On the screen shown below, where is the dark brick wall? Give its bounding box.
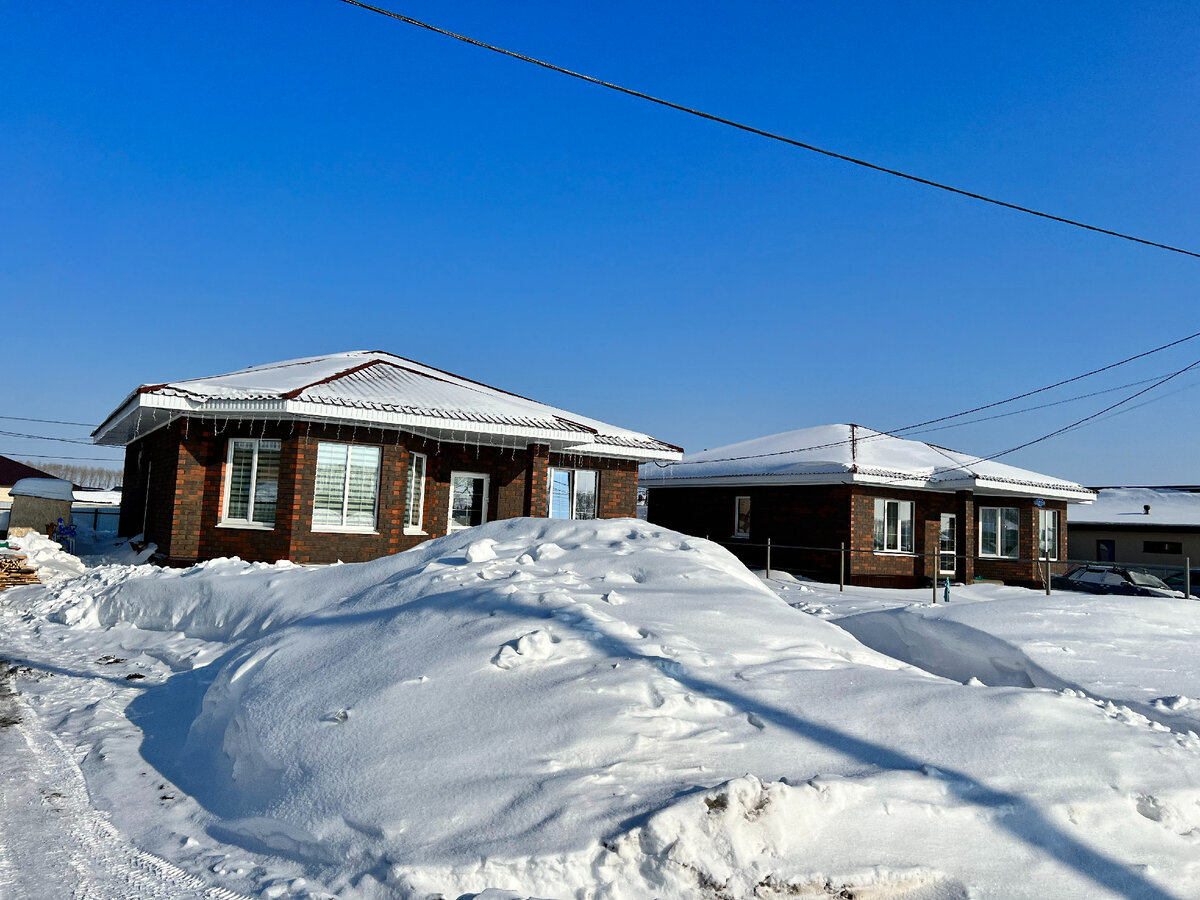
[118,422,182,556]
[648,483,1072,588]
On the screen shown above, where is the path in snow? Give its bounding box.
[0,665,250,900]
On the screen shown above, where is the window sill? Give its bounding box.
[311,527,379,536]
[216,522,274,531]
[403,527,428,536]
[872,550,917,557]
[979,554,1020,560]
[731,533,750,540]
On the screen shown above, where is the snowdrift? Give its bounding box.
[21,519,1200,899]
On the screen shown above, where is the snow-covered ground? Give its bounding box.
[2,522,1199,899]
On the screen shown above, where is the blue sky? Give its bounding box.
[2,1,1198,484]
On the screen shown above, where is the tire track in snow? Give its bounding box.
[0,685,251,900]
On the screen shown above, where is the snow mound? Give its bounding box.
[22,518,1200,899]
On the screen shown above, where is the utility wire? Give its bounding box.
[883,356,1200,485]
[0,428,96,445]
[905,372,1191,436]
[0,414,96,427]
[649,329,1200,467]
[336,0,1200,260]
[6,452,122,462]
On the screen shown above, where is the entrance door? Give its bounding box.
[939,513,956,576]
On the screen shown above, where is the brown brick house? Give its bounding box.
[641,424,1094,589]
[93,351,682,565]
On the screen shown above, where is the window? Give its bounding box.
[939,513,956,575]
[449,472,489,531]
[1144,540,1183,555]
[1096,539,1115,562]
[873,499,914,553]
[980,507,1019,558]
[548,468,598,520]
[313,443,381,532]
[734,496,751,538]
[405,452,427,533]
[1038,509,1059,560]
[221,439,280,527]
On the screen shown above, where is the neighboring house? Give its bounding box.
[92,351,682,565]
[1067,487,1200,566]
[640,424,1094,589]
[0,455,60,507]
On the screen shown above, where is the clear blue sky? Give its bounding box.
[3,1,1198,485]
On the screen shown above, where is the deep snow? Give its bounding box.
[2,521,1200,899]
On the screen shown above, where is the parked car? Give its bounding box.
[1051,564,1184,598]
[1162,569,1200,598]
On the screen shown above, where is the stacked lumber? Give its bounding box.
[0,554,39,590]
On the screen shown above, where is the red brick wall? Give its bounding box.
[548,452,639,519]
[127,418,645,565]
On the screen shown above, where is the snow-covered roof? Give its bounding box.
[10,478,75,502]
[93,351,682,462]
[639,424,1094,501]
[1070,487,1200,527]
[72,489,122,506]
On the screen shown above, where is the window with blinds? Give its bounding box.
[221,439,280,527]
[313,442,381,532]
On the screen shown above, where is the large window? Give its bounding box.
[980,507,1019,558]
[873,499,914,553]
[405,452,427,533]
[450,472,489,531]
[221,439,280,527]
[734,496,751,538]
[1038,508,1059,561]
[548,468,598,520]
[313,443,381,532]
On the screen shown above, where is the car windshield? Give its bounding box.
[1127,570,1170,589]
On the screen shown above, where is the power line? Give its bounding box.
[336,0,1200,260]
[5,452,122,463]
[0,414,96,427]
[886,356,1200,485]
[0,428,95,445]
[650,329,1200,468]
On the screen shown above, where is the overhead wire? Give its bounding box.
[335,0,1200,260]
[650,329,1200,467]
[0,414,97,427]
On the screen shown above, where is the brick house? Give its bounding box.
[93,351,682,565]
[641,424,1094,588]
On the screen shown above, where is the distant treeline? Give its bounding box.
[24,461,122,490]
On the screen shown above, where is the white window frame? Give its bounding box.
[980,506,1020,559]
[1038,508,1059,561]
[219,438,280,530]
[547,467,599,520]
[311,442,381,534]
[404,451,427,534]
[939,512,957,575]
[733,496,751,538]
[873,498,914,553]
[448,471,490,533]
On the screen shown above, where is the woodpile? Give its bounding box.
[0,554,39,590]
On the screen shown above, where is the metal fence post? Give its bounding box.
[839,542,845,592]
[1187,557,1192,600]
[932,550,938,604]
[766,537,771,580]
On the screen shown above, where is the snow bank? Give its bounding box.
[839,587,1200,735]
[8,530,87,582]
[14,519,1200,899]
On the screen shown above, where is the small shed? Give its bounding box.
[8,478,74,538]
